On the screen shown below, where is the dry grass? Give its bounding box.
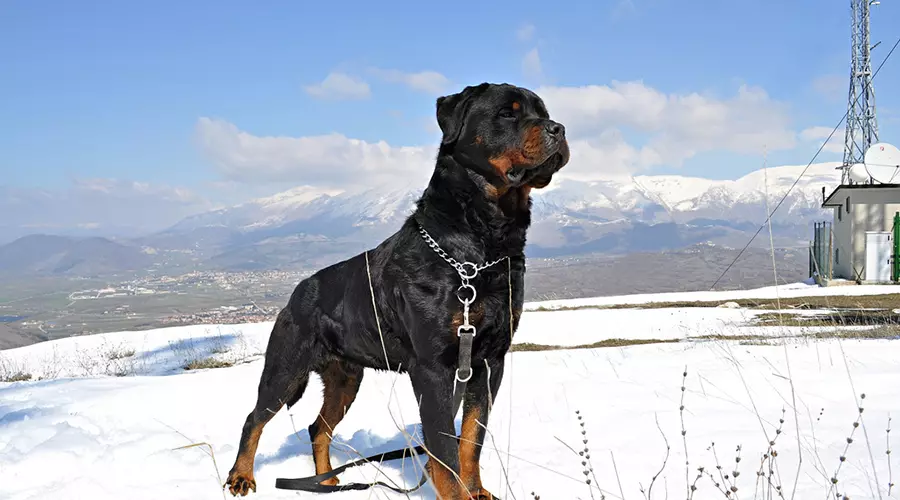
[509,325,900,353]
[811,324,900,340]
[183,358,234,371]
[106,346,136,360]
[510,338,679,352]
[1,371,33,382]
[0,354,33,382]
[530,293,900,312]
[752,310,900,327]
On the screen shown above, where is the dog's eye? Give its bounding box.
[498,109,516,119]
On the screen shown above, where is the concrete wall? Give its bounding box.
[832,188,900,280]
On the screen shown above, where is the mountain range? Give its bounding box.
[0,162,842,276]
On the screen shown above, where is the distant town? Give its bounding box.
[0,269,315,348]
[0,244,812,350]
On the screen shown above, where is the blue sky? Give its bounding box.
[1,0,898,234]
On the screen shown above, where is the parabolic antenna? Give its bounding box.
[848,163,870,183]
[863,142,900,184]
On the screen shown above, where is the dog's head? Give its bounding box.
[435,83,569,189]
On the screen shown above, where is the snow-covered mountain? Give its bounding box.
[534,161,840,222]
[145,162,842,268]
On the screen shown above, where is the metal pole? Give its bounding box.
[809,242,814,279]
[893,212,899,282]
[828,223,834,280]
[817,222,823,281]
[813,223,819,280]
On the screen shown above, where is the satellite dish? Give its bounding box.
[849,162,870,183]
[863,142,900,184]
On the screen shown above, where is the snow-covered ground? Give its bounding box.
[525,279,900,311]
[2,281,899,500]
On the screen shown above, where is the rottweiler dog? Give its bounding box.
[224,82,569,499]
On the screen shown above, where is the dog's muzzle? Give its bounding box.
[507,121,569,185]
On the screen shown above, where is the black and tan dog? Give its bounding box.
[224,82,569,499]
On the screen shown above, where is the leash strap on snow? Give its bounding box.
[275,445,430,493]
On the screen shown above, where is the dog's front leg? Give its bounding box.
[459,358,504,500]
[409,364,469,499]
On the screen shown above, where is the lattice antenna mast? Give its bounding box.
[841,0,881,185]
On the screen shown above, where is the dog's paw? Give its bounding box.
[470,489,500,500]
[224,469,257,497]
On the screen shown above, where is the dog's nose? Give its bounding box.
[545,121,565,137]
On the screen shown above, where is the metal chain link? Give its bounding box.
[417,224,507,279]
[417,223,508,346]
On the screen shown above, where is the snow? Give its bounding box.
[2,281,900,500]
[526,279,900,311]
[175,161,845,233]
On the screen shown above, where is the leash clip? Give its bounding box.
[455,367,473,383]
[457,324,476,338]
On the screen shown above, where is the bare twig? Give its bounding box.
[887,415,894,495]
[640,413,671,500]
[680,367,691,500]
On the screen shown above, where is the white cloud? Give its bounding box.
[0,180,213,241]
[522,48,544,82]
[304,72,371,100]
[535,81,797,180]
[564,131,663,181]
[194,117,433,188]
[517,23,536,42]
[71,178,206,204]
[369,68,450,94]
[801,125,844,154]
[196,80,804,188]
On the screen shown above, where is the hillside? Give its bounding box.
[0,162,841,278]
[1,282,898,499]
[0,234,155,276]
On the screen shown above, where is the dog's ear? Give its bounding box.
[436,83,488,145]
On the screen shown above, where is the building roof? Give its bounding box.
[821,183,900,208]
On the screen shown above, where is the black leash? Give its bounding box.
[275,445,429,493]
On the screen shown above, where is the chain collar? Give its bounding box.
[417,222,508,385]
[417,224,507,281]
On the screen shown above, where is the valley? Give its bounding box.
[0,244,810,349]
[0,161,839,349]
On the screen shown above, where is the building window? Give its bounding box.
[838,206,842,221]
[836,248,840,265]
[846,196,850,213]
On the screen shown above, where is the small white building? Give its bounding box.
[820,184,900,283]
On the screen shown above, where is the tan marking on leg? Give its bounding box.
[309,361,362,486]
[227,421,264,496]
[426,457,465,499]
[459,406,483,491]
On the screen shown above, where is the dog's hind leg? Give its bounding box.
[225,308,315,496]
[308,358,364,486]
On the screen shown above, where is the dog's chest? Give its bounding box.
[448,272,524,347]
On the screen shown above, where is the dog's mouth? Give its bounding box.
[506,167,529,185]
[507,146,569,187]
[507,155,557,186]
